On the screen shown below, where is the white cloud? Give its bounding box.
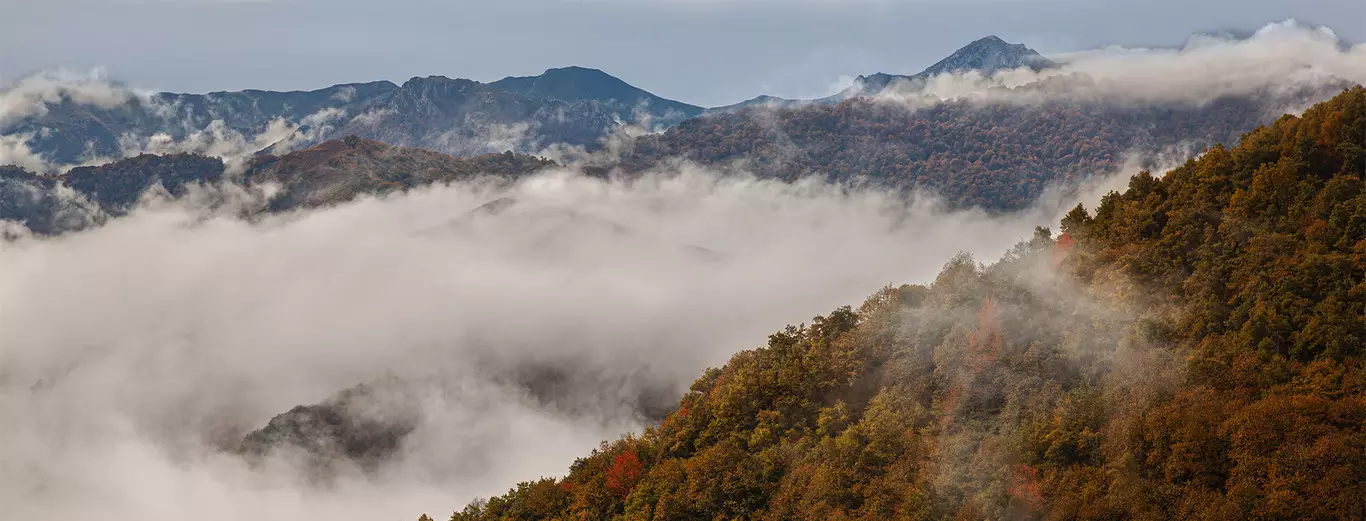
[0,69,135,130]
[118,107,348,173]
[0,158,1146,520]
[876,21,1366,108]
[0,133,51,172]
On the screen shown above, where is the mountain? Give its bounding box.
[830,35,1056,100]
[245,136,557,210]
[0,137,557,235]
[238,380,419,478]
[431,86,1366,521]
[490,66,703,125]
[0,69,698,167]
[10,82,398,167]
[63,153,227,214]
[713,35,1057,112]
[0,166,93,235]
[0,153,229,234]
[618,91,1293,210]
[326,75,624,158]
[920,35,1056,77]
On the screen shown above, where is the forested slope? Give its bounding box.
[617,94,1308,211]
[435,87,1366,520]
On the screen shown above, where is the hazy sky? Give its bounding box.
[2,0,1363,107]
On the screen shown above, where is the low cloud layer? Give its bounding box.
[0,157,1149,520]
[876,21,1365,109]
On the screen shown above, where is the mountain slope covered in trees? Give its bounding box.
[616,91,1330,211]
[0,137,556,235]
[436,87,1366,521]
[245,136,557,210]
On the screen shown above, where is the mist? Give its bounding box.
[3,19,1363,176]
[0,156,1153,520]
[874,21,1365,109]
[0,16,1345,520]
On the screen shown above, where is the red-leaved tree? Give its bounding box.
[605,449,644,500]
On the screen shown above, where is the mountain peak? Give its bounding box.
[401,75,479,89]
[489,66,703,121]
[491,66,645,104]
[541,65,612,77]
[918,35,1055,77]
[820,35,1057,102]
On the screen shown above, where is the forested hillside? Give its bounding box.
[0,137,556,235]
[617,94,1308,211]
[244,136,557,210]
[436,87,1365,520]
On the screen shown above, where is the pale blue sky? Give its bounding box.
[2,0,1362,106]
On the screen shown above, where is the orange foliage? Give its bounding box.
[1009,464,1044,512]
[1053,232,1075,267]
[605,449,643,500]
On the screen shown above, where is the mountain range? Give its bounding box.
[0,34,1067,169]
[6,66,702,167]
[0,33,1356,230]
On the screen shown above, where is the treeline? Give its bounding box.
[618,95,1280,211]
[432,87,1365,520]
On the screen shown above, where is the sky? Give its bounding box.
[1,0,1362,106]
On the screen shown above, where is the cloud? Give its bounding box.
[0,69,135,130]
[347,107,395,128]
[118,107,348,173]
[875,21,1365,108]
[0,133,52,172]
[0,155,1152,520]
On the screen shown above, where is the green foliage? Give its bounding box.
[438,87,1366,521]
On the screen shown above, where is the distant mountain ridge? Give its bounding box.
[0,137,557,235]
[618,87,1337,210]
[1,35,1059,167]
[713,35,1056,112]
[1,68,702,167]
[246,136,558,211]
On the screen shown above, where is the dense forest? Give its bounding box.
[616,94,1301,211]
[432,87,1365,520]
